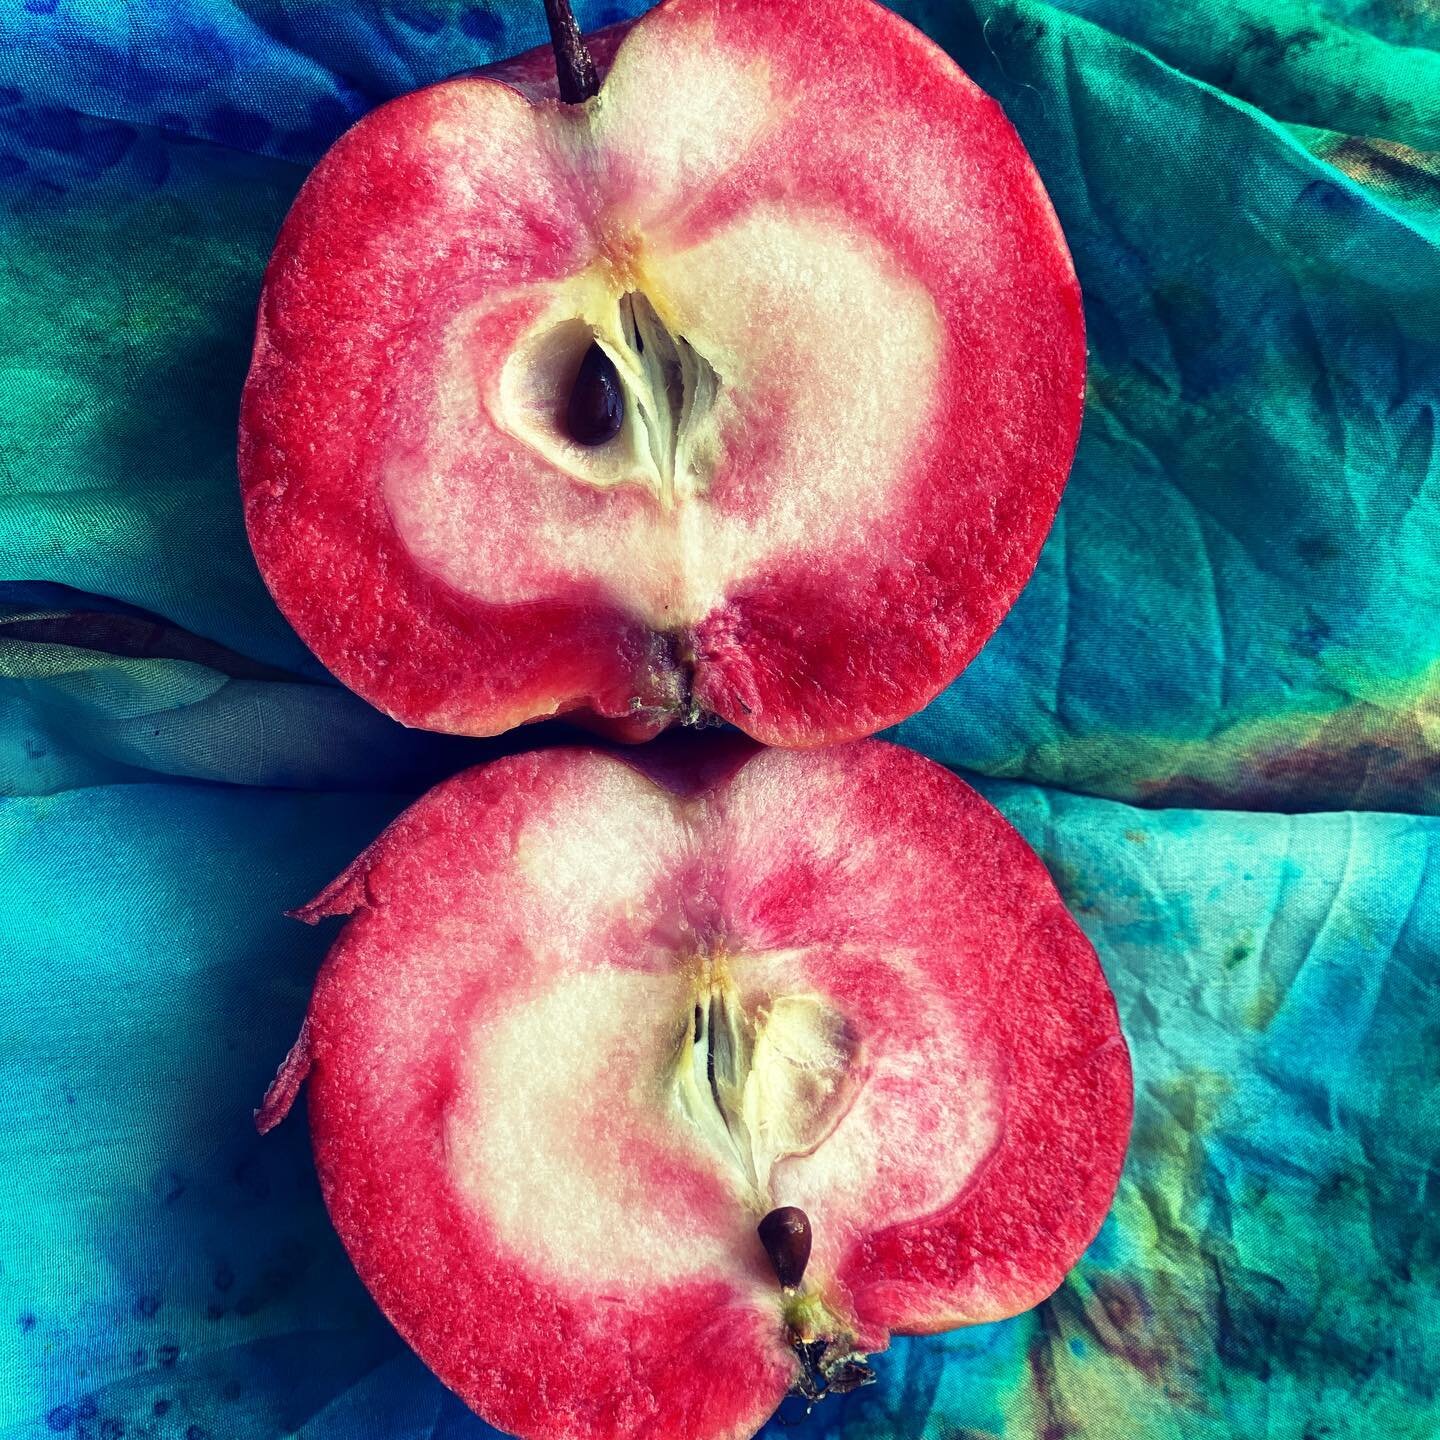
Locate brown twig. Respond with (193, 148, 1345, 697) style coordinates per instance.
(543, 0, 600, 103)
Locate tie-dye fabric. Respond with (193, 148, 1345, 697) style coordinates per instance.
(2, 3, 1436, 1438)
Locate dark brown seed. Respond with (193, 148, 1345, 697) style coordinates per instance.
(566, 342, 623, 446)
(758, 1206, 812, 1289)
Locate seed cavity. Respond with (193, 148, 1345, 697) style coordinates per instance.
(758, 1206, 812, 1290)
(566, 341, 624, 446)
(671, 963, 859, 1210)
(500, 293, 722, 522)
(617, 293, 720, 508)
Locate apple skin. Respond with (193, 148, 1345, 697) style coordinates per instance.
(258, 738, 1131, 1440)
(239, 0, 1085, 746)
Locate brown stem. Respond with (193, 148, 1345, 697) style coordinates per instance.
(543, 0, 600, 104)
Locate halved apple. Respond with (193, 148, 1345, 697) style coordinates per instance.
(259, 739, 1130, 1439)
(239, 0, 1085, 745)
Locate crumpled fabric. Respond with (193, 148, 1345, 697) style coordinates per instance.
(1, 3, 1436, 1438)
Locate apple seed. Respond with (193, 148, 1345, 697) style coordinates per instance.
(758, 1206, 812, 1290)
(566, 342, 624, 447)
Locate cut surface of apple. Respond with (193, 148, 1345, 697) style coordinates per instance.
(239, 0, 1085, 745)
(259, 739, 1131, 1440)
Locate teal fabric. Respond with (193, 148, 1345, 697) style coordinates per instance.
(2, 2, 1438, 1438)
(892, 1, 1440, 814)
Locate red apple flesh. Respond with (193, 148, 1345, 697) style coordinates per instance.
(259, 739, 1131, 1440)
(239, 0, 1085, 745)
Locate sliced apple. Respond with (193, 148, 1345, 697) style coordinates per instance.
(259, 739, 1131, 1440)
(239, 0, 1085, 745)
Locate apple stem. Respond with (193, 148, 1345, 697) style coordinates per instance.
(543, 0, 600, 104)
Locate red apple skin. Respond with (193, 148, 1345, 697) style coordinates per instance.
(259, 739, 1131, 1440)
(239, 0, 1085, 747)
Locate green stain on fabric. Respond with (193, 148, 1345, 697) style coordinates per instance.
(1290, 126, 1440, 239)
(1243, 974, 1283, 1030)
(957, 786, 1440, 1440)
(908, 655, 1440, 815)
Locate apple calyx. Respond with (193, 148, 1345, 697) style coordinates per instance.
(783, 1324, 878, 1412)
(767, 1218, 879, 1412)
(542, 0, 599, 103)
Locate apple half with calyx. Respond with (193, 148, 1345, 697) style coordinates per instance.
(239, 0, 1084, 746)
(258, 738, 1131, 1439)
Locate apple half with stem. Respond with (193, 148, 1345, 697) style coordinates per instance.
(239, 0, 1085, 746)
(258, 739, 1131, 1440)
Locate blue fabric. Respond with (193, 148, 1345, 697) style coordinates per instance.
(3, 2, 1438, 1437)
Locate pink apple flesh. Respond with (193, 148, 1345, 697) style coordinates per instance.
(239, 0, 1085, 745)
(259, 739, 1131, 1440)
